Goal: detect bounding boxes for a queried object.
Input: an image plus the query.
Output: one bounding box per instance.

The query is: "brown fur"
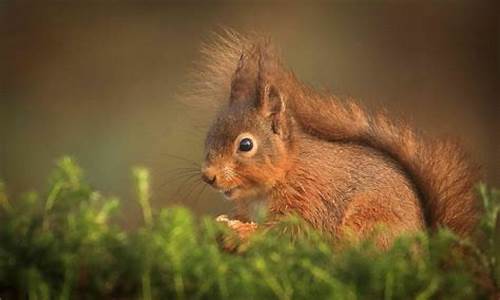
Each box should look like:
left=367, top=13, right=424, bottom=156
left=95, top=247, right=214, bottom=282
left=195, top=30, right=481, bottom=247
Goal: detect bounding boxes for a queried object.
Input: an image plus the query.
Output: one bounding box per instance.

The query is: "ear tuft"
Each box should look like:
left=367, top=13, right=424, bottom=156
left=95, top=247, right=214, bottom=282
left=229, top=49, right=259, bottom=103
left=229, top=37, right=282, bottom=106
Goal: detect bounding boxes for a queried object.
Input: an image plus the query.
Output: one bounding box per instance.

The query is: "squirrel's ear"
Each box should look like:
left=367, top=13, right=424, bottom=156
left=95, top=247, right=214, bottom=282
left=230, top=52, right=259, bottom=103
left=255, top=43, right=287, bottom=136
left=259, top=84, right=286, bottom=136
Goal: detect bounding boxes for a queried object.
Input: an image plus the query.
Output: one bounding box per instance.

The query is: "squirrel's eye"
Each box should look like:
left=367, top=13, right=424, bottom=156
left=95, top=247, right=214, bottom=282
left=238, top=138, right=253, bottom=152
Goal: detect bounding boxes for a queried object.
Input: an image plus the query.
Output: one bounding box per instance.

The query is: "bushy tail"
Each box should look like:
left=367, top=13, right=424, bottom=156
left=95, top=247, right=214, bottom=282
left=288, top=84, right=481, bottom=236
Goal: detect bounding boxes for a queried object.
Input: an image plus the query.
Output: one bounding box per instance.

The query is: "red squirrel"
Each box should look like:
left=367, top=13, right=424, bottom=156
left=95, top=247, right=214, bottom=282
left=194, top=31, right=481, bottom=248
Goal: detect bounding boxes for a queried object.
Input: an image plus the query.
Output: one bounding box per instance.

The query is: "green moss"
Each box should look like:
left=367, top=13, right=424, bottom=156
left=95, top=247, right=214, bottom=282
left=0, top=157, right=498, bottom=299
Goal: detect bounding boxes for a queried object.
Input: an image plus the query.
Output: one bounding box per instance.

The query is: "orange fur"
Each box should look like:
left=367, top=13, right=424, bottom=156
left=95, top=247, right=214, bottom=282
left=195, top=31, right=481, bottom=246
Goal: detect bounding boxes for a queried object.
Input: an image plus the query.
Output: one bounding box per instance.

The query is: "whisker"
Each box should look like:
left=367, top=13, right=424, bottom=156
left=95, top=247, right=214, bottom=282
left=191, top=182, right=209, bottom=207
left=153, top=167, right=200, bottom=192
left=158, top=152, right=201, bottom=167
left=156, top=171, right=201, bottom=189
left=181, top=178, right=205, bottom=204
left=179, top=179, right=208, bottom=207
left=170, top=173, right=203, bottom=201
left=158, top=167, right=200, bottom=178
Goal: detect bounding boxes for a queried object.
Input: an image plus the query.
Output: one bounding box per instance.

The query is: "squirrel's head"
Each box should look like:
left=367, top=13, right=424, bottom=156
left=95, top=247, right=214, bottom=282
left=201, top=45, right=293, bottom=201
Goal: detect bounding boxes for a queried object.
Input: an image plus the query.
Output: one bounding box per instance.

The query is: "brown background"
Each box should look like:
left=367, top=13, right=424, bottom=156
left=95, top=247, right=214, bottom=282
left=1, top=1, right=498, bottom=224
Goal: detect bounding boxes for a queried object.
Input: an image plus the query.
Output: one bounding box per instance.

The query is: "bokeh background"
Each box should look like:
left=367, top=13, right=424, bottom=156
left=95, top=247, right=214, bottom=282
left=1, top=1, right=499, bottom=226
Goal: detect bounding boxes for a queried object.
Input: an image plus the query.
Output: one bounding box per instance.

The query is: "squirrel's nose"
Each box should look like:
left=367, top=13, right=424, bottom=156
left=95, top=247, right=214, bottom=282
left=201, top=167, right=217, bottom=186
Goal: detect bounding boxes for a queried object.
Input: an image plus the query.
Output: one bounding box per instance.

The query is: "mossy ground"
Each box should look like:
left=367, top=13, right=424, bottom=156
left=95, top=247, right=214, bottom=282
left=0, top=157, right=498, bottom=299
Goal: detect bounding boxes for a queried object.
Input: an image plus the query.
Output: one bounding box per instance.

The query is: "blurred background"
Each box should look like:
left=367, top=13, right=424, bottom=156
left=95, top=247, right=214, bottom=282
left=1, top=1, right=498, bottom=226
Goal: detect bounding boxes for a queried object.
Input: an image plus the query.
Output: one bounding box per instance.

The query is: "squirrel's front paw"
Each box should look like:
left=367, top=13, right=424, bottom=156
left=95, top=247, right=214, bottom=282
left=216, top=215, right=257, bottom=237
left=216, top=215, right=258, bottom=252
left=216, top=214, right=231, bottom=224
